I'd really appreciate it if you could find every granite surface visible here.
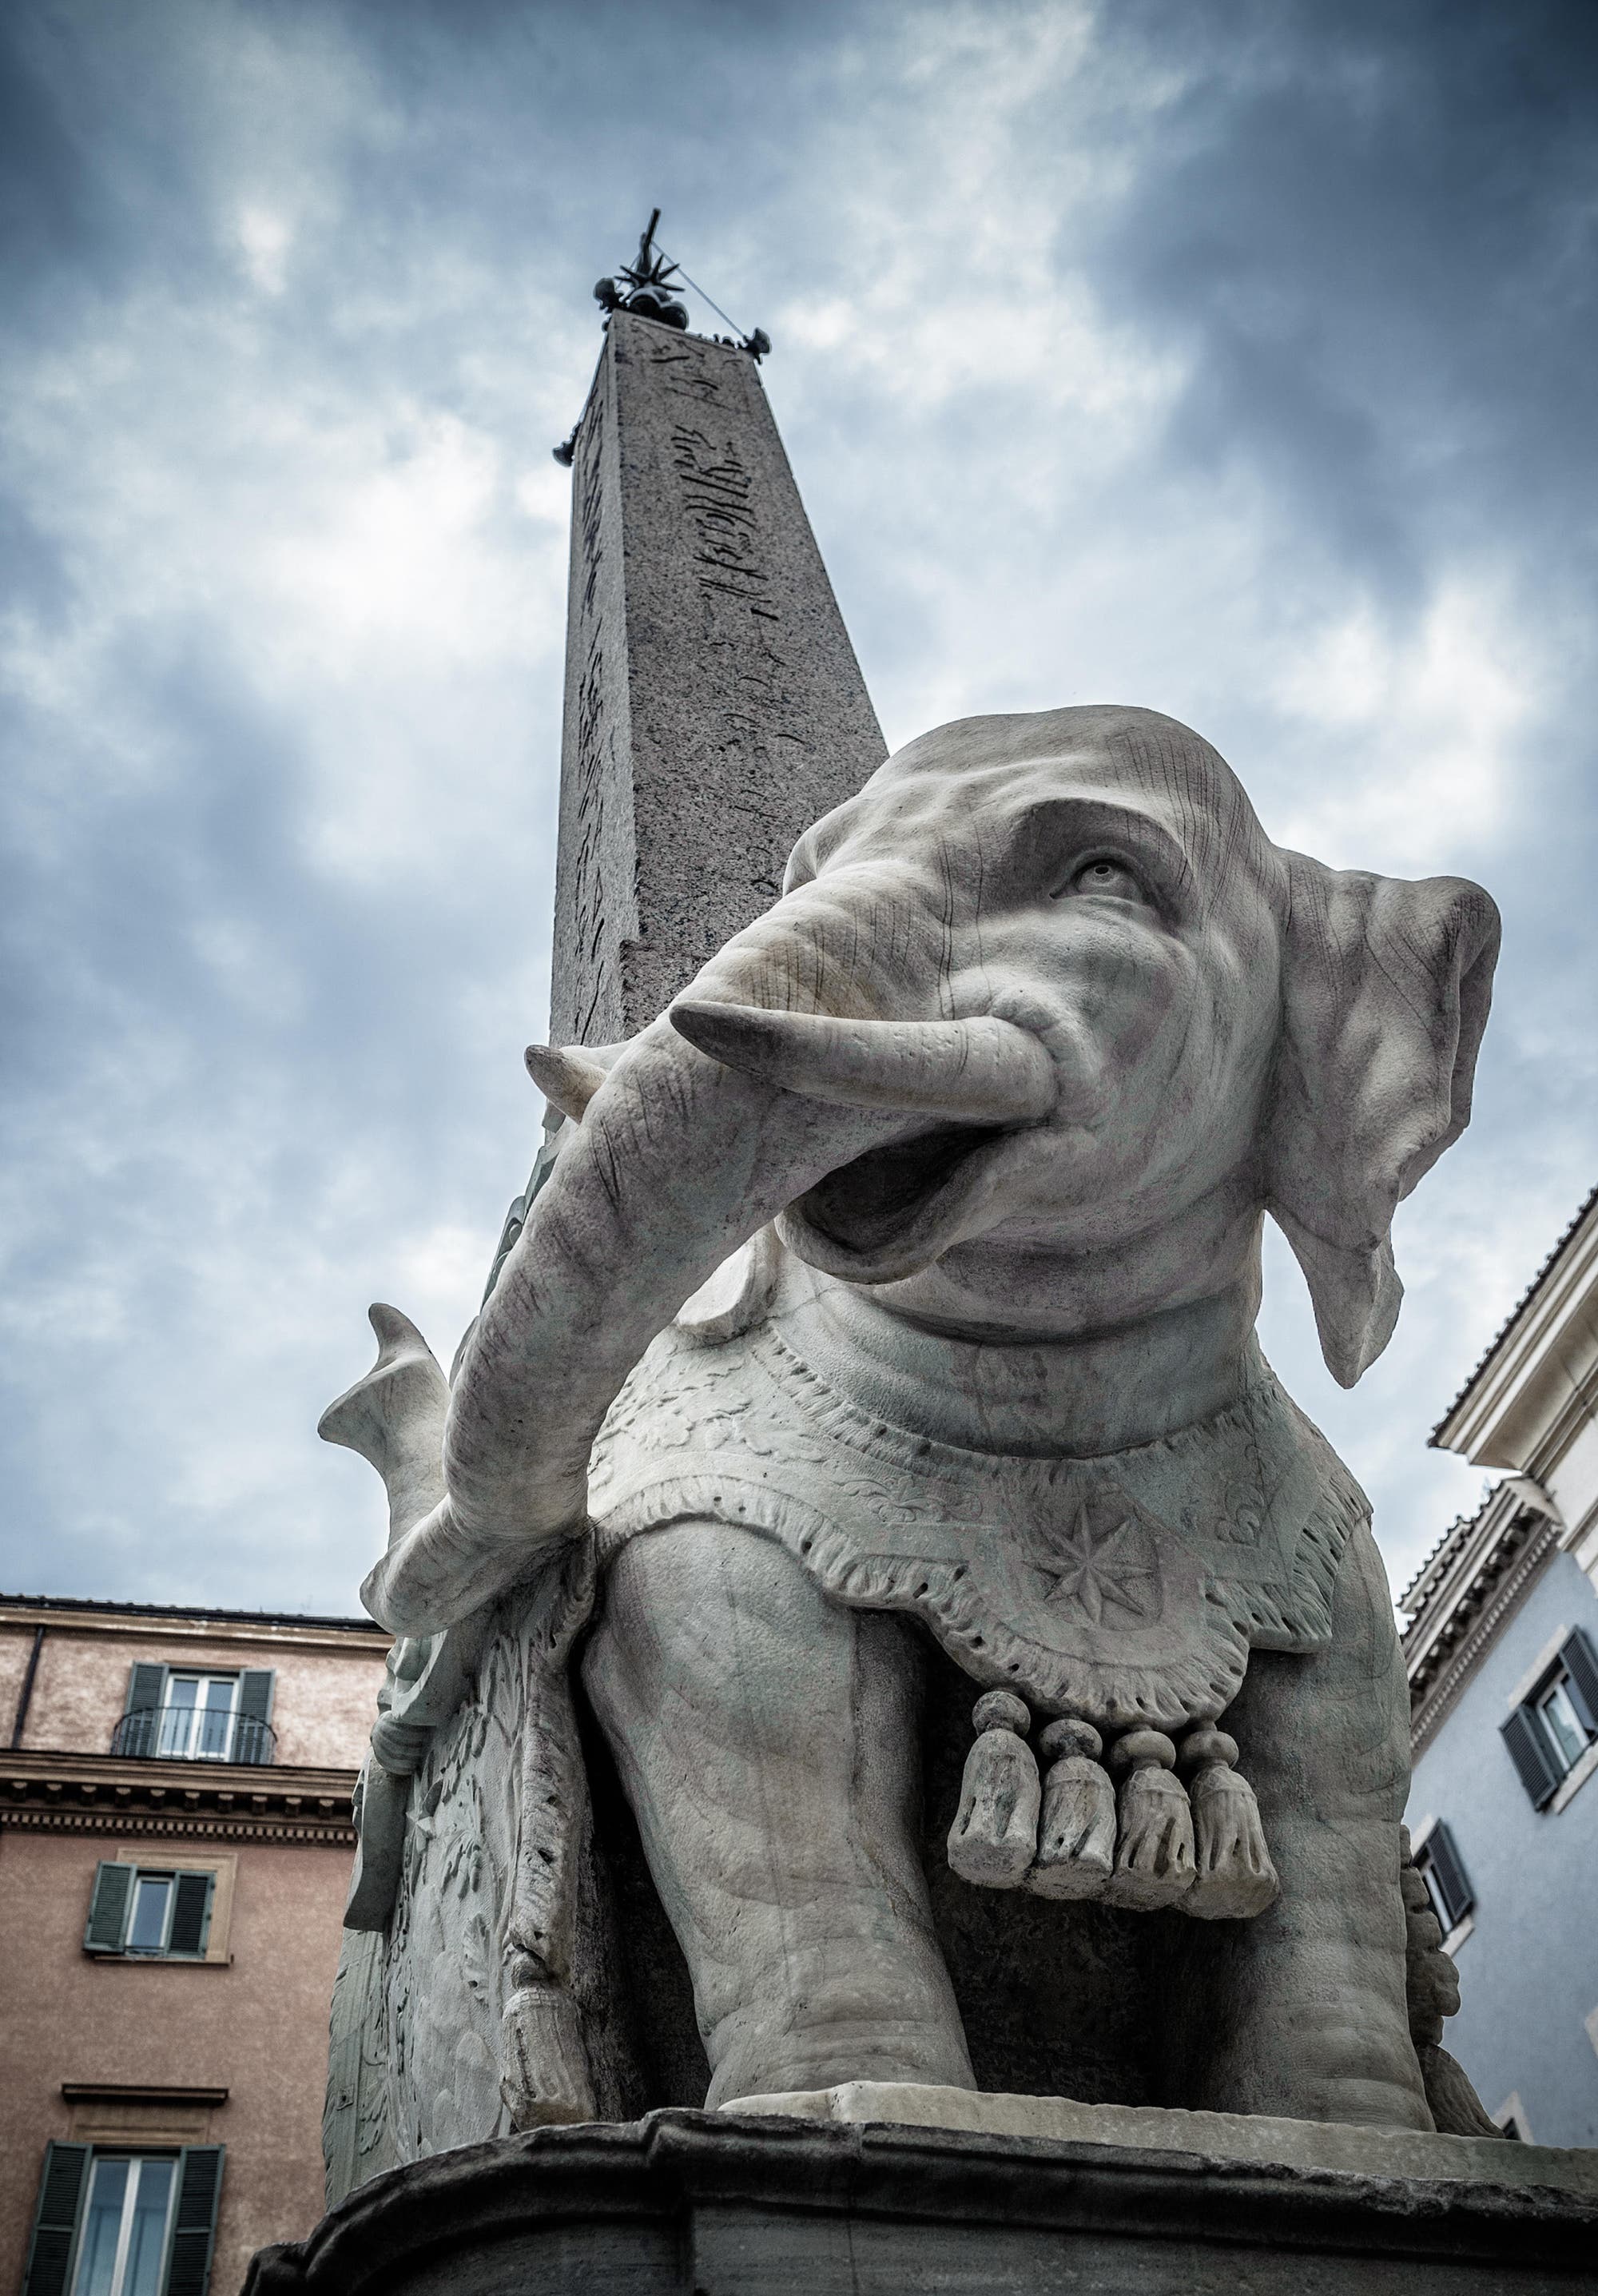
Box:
[247,2104,1598,2294]
[548,312,886,1049]
[718,2079,1598,2197]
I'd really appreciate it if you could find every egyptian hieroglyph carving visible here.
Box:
[323,706,1500,2192]
[547,316,885,1052]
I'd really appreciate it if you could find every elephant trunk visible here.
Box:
[363,881,1034,1635]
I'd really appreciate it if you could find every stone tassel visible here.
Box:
[1102,1729,1196,1910]
[1177,1725,1281,1920]
[948,1690,1040,1888]
[1026,1718,1116,1899]
[500,1955,597,2130]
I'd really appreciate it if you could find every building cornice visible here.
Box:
[63,2083,230,2106]
[1,1748,357,1847]
[1433,1188,1598,1463]
[0,1598,388,1658]
[1407,1513,1560,1758]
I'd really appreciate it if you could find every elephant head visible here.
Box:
[361,703,1497,1635]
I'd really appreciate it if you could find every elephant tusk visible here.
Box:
[668,1003,1058,1125]
[525,1043,610,1122]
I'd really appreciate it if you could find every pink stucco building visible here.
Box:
[0,1593,388,2295]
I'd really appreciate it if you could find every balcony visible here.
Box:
[110,1705,276,1765]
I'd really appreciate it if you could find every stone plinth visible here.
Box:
[245,2102,1596,2294]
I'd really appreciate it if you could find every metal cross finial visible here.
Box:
[593,206,690,332]
[555,212,772,464]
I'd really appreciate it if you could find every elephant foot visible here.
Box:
[1208,2006,1433,2132]
[704,2006,976,2111]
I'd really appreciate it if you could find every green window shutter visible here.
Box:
[121,1661,168,1757]
[1423,1822,1473,1928]
[22,2140,90,2296]
[1562,1629,1598,1732]
[125,1661,168,1710]
[168,1871,214,1957]
[1501,1705,1561,1807]
[162,2146,225,2296]
[234,1669,276,1764]
[84,1860,134,1953]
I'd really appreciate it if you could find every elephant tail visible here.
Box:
[319,1303,449,1550]
[1417,2042,1504,2139]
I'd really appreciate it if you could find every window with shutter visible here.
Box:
[1501,1637,1598,1809]
[233,1669,276,1764]
[1501,1704,1562,1807]
[162,2147,225,2296]
[84,1862,134,1954]
[85,1863,221,1960]
[22,2142,90,2296]
[120,1663,168,1760]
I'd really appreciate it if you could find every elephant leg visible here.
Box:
[581,1517,975,2107]
[1166,1518,1431,2130]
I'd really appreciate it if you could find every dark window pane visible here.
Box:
[74,2158,129,2296]
[123,2159,173,2296]
[1538,1678,1587,1772]
[1419,1860,1450,1929]
[127,1875,171,1953]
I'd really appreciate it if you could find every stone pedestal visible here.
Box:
[246,2095,1596,2294]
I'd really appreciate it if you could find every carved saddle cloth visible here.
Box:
[587,1306,1369,1736]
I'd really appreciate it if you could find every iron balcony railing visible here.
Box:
[110,1705,276,1765]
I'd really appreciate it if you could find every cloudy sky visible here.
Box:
[2,0,1595,1618]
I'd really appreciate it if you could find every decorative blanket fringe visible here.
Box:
[1103,1729,1196,1910]
[1177,1725,1280,1919]
[947,1698,1280,1924]
[948,1692,1040,1887]
[1026,1717,1116,1899]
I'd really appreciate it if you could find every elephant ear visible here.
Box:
[1266,851,1500,1388]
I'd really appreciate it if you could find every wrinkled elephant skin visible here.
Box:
[336,704,1498,2133]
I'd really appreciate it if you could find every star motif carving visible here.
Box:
[1036,1498,1159,1626]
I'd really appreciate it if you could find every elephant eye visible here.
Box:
[1059,856,1149,904]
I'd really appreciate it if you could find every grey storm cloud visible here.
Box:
[1,0,1595,1615]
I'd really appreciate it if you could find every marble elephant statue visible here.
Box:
[326,702,1500,2145]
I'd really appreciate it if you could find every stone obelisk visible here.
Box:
[549,310,885,1048]
[480,308,888,1301]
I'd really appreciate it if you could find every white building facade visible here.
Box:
[1404,1186,1598,2145]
